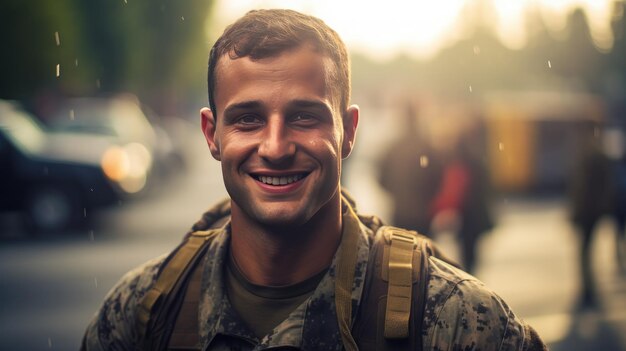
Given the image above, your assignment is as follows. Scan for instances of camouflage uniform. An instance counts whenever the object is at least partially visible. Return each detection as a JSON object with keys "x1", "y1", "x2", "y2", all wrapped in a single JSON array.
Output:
[{"x1": 82, "y1": 199, "x2": 542, "y2": 350}]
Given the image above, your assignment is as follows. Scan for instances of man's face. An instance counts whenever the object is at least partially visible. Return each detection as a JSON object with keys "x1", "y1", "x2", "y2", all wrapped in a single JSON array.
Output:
[{"x1": 201, "y1": 46, "x2": 358, "y2": 227}]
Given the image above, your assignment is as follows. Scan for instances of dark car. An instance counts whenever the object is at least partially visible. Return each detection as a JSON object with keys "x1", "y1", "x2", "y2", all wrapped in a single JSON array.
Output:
[{"x1": 0, "y1": 100, "x2": 147, "y2": 232}]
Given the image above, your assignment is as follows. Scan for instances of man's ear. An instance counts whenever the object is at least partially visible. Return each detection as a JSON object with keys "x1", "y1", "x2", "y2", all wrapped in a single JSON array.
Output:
[
  {"x1": 200, "y1": 107, "x2": 221, "y2": 161},
  {"x1": 341, "y1": 105, "x2": 359, "y2": 159}
]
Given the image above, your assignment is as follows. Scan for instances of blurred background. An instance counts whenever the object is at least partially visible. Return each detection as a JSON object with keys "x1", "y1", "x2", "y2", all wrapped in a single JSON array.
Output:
[{"x1": 1, "y1": 0, "x2": 625, "y2": 349}]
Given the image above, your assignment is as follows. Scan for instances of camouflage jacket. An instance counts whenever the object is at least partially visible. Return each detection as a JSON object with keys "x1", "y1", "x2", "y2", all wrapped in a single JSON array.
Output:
[{"x1": 82, "y1": 199, "x2": 545, "y2": 351}]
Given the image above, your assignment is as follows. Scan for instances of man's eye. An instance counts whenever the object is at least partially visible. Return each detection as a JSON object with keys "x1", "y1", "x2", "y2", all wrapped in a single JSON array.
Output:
[
  {"x1": 238, "y1": 115, "x2": 262, "y2": 125},
  {"x1": 292, "y1": 114, "x2": 317, "y2": 124}
]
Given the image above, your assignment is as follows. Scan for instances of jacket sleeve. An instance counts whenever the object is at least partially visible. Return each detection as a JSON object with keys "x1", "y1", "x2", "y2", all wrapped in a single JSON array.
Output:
[
  {"x1": 81, "y1": 257, "x2": 163, "y2": 351},
  {"x1": 423, "y1": 260, "x2": 548, "y2": 351}
]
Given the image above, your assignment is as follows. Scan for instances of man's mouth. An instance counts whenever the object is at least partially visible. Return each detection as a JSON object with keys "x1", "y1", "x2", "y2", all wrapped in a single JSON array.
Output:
[{"x1": 253, "y1": 173, "x2": 308, "y2": 186}]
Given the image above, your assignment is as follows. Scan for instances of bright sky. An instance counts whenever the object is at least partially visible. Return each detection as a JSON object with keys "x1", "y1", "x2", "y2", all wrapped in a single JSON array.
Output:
[{"x1": 210, "y1": 0, "x2": 616, "y2": 60}]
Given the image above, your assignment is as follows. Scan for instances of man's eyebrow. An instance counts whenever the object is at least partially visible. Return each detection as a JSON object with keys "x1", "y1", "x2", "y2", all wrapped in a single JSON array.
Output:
[
  {"x1": 223, "y1": 100, "x2": 263, "y2": 115},
  {"x1": 223, "y1": 99, "x2": 333, "y2": 115},
  {"x1": 288, "y1": 99, "x2": 332, "y2": 112}
]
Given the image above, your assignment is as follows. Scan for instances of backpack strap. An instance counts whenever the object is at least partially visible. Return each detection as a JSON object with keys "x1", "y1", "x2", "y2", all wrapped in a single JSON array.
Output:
[
  {"x1": 334, "y1": 199, "x2": 362, "y2": 351},
  {"x1": 352, "y1": 225, "x2": 434, "y2": 351},
  {"x1": 167, "y1": 244, "x2": 207, "y2": 350},
  {"x1": 137, "y1": 229, "x2": 219, "y2": 350}
]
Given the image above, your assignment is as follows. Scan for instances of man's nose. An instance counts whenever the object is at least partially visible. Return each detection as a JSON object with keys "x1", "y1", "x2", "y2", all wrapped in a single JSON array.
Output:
[{"x1": 258, "y1": 117, "x2": 296, "y2": 164}]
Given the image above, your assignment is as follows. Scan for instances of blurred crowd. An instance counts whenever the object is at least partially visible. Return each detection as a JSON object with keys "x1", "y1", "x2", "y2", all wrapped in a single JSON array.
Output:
[
  {"x1": 375, "y1": 98, "x2": 626, "y2": 311},
  {"x1": 377, "y1": 101, "x2": 492, "y2": 274}
]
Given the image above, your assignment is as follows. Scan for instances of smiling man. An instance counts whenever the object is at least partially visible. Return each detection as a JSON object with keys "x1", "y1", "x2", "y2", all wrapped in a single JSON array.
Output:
[
  {"x1": 82, "y1": 9, "x2": 547, "y2": 351},
  {"x1": 200, "y1": 37, "x2": 358, "y2": 288}
]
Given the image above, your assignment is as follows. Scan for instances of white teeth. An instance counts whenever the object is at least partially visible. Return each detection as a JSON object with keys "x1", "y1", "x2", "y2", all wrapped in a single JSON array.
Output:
[{"x1": 258, "y1": 174, "x2": 304, "y2": 185}]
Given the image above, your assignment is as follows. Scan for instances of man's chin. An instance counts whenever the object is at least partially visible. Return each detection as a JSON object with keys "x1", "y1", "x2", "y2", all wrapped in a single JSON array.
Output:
[{"x1": 251, "y1": 208, "x2": 310, "y2": 229}]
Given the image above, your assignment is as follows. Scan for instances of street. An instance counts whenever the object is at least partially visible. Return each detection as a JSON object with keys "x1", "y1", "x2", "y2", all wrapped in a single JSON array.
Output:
[{"x1": 1, "y1": 130, "x2": 625, "y2": 350}]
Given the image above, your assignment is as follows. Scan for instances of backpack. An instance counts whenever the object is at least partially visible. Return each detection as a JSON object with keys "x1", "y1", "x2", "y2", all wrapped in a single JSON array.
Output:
[{"x1": 136, "y1": 194, "x2": 454, "y2": 351}]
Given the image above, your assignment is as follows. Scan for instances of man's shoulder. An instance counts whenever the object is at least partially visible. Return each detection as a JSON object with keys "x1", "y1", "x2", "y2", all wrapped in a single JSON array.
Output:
[
  {"x1": 108, "y1": 253, "x2": 167, "y2": 301},
  {"x1": 423, "y1": 257, "x2": 530, "y2": 350},
  {"x1": 96, "y1": 253, "x2": 167, "y2": 315},
  {"x1": 83, "y1": 227, "x2": 230, "y2": 350},
  {"x1": 427, "y1": 255, "x2": 476, "y2": 287},
  {"x1": 82, "y1": 254, "x2": 168, "y2": 350}
]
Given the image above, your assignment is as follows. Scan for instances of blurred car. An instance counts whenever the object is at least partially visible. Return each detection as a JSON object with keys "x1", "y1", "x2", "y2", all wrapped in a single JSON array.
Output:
[
  {"x1": 48, "y1": 95, "x2": 185, "y2": 184},
  {"x1": 0, "y1": 100, "x2": 150, "y2": 232}
]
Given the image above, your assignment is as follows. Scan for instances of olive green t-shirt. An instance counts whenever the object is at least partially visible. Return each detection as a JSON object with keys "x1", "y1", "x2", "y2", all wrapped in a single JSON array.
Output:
[{"x1": 225, "y1": 252, "x2": 327, "y2": 339}]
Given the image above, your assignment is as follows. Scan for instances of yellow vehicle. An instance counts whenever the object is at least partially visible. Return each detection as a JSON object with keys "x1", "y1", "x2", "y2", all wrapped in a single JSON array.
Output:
[{"x1": 482, "y1": 91, "x2": 606, "y2": 193}]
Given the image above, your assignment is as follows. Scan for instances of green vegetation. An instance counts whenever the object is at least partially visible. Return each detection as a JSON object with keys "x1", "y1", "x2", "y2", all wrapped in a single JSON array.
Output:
[{"x1": 0, "y1": 0, "x2": 214, "y2": 115}]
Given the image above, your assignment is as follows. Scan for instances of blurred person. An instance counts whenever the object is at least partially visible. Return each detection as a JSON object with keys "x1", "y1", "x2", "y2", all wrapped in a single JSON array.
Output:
[
  {"x1": 615, "y1": 165, "x2": 626, "y2": 275},
  {"x1": 430, "y1": 127, "x2": 494, "y2": 274},
  {"x1": 603, "y1": 128, "x2": 626, "y2": 275},
  {"x1": 569, "y1": 122, "x2": 618, "y2": 308},
  {"x1": 81, "y1": 9, "x2": 546, "y2": 351},
  {"x1": 378, "y1": 102, "x2": 442, "y2": 236}
]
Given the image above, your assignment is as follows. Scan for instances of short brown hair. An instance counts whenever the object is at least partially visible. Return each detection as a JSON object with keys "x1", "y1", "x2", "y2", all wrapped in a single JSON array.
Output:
[{"x1": 207, "y1": 9, "x2": 351, "y2": 116}]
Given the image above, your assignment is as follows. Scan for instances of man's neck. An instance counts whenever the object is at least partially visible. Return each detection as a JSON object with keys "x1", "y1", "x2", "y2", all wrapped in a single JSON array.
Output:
[{"x1": 229, "y1": 193, "x2": 343, "y2": 287}]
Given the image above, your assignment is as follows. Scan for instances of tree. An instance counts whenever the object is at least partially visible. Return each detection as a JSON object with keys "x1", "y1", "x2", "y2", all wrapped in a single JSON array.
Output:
[
  {"x1": 0, "y1": 0, "x2": 96, "y2": 100},
  {"x1": 0, "y1": 0, "x2": 215, "y2": 116}
]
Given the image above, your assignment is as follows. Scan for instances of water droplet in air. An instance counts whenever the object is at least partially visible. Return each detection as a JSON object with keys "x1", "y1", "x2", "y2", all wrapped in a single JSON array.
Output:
[
  {"x1": 69, "y1": 109, "x2": 74, "y2": 120},
  {"x1": 548, "y1": 60, "x2": 552, "y2": 68},
  {"x1": 54, "y1": 32, "x2": 60, "y2": 46},
  {"x1": 56, "y1": 64, "x2": 60, "y2": 77},
  {"x1": 84, "y1": 208, "x2": 87, "y2": 218},
  {"x1": 469, "y1": 85, "x2": 473, "y2": 93},
  {"x1": 48, "y1": 337, "x2": 52, "y2": 348},
  {"x1": 89, "y1": 230, "x2": 95, "y2": 241},
  {"x1": 94, "y1": 277, "x2": 98, "y2": 288},
  {"x1": 473, "y1": 45, "x2": 480, "y2": 55},
  {"x1": 419, "y1": 155, "x2": 429, "y2": 168},
  {"x1": 96, "y1": 79, "x2": 101, "y2": 89},
  {"x1": 498, "y1": 142, "x2": 504, "y2": 151},
  {"x1": 75, "y1": 59, "x2": 79, "y2": 67},
  {"x1": 181, "y1": 16, "x2": 185, "y2": 21}
]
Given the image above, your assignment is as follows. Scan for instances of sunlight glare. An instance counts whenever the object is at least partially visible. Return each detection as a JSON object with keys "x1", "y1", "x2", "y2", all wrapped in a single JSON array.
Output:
[{"x1": 212, "y1": 0, "x2": 616, "y2": 59}]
